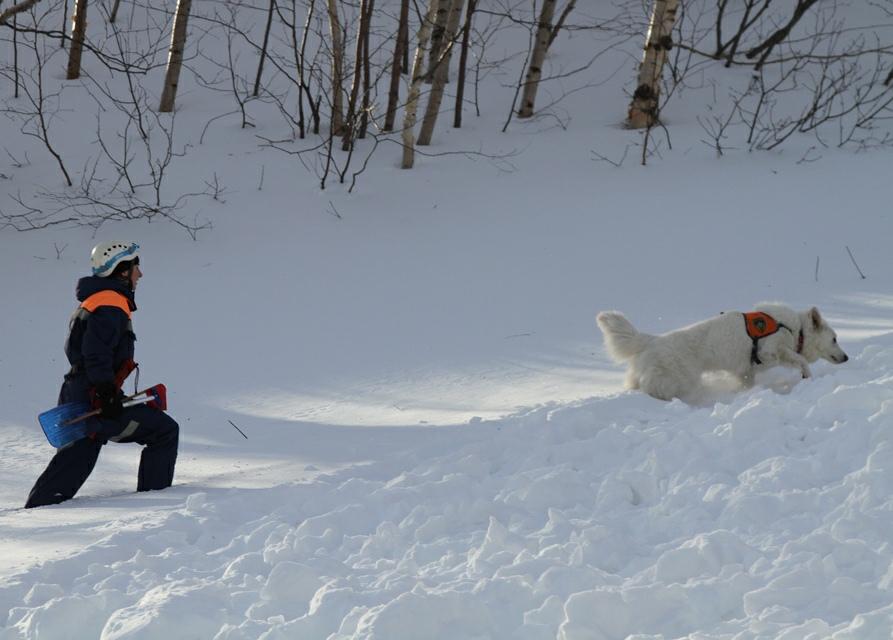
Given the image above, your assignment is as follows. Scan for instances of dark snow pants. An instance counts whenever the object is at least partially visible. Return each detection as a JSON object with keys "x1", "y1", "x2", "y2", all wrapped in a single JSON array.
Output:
[{"x1": 25, "y1": 405, "x2": 179, "y2": 508}]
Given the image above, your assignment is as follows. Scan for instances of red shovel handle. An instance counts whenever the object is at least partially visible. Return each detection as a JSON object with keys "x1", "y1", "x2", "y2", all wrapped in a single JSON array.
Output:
[{"x1": 147, "y1": 384, "x2": 167, "y2": 411}]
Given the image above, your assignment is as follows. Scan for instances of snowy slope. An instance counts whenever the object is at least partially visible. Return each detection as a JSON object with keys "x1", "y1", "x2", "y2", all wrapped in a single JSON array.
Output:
[
  {"x1": 2, "y1": 145, "x2": 892, "y2": 638},
  {"x1": 3, "y1": 0, "x2": 893, "y2": 637},
  {"x1": 2, "y1": 334, "x2": 893, "y2": 639}
]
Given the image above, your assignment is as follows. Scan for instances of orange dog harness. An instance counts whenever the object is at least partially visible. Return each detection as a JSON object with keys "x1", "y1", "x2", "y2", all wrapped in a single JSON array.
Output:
[
  {"x1": 743, "y1": 312, "x2": 779, "y2": 341},
  {"x1": 742, "y1": 311, "x2": 801, "y2": 364}
]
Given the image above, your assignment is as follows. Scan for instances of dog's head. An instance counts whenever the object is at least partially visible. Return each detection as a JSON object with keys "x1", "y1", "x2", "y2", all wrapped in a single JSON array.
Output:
[{"x1": 803, "y1": 307, "x2": 848, "y2": 365}]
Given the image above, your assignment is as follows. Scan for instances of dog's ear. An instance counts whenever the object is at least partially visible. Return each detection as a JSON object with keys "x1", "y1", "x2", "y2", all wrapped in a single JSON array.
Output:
[{"x1": 809, "y1": 307, "x2": 823, "y2": 329}]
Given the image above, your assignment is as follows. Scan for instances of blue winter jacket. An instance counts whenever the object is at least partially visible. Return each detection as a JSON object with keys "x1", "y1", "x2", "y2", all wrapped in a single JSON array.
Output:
[{"x1": 59, "y1": 276, "x2": 137, "y2": 405}]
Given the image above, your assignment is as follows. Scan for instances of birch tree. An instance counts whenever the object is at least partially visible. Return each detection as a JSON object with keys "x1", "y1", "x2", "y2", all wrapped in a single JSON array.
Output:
[
  {"x1": 627, "y1": 0, "x2": 680, "y2": 129},
  {"x1": 401, "y1": 0, "x2": 438, "y2": 169},
  {"x1": 325, "y1": 0, "x2": 345, "y2": 134},
  {"x1": 417, "y1": 0, "x2": 463, "y2": 145},
  {"x1": 159, "y1": 0, "x2": 193, "y2": 112},
  {"x1": 66, "y1": 0, "x2": 87, "y2": 79},
  {"x1": 517, "y1": 0, "x2": 557, "y2": 118}
]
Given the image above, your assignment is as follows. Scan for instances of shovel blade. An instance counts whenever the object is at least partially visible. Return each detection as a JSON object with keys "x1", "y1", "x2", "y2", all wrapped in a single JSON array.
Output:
[{"x1": 38, "y1": 402, "x2": 93, "y2": 448}]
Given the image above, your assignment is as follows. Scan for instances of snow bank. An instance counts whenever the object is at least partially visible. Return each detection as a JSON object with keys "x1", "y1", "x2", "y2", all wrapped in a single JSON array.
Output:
[{"x1": 2, "y1": 335, "x2": 893, "y2": 639}]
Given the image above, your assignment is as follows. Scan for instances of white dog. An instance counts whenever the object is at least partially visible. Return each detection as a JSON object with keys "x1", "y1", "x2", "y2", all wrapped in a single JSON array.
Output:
[{"x1": 596, "y1": 304, "x2": 848, "y2": 401}]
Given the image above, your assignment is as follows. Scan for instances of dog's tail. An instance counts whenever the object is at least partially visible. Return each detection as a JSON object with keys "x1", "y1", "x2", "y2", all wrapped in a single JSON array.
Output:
[{"x1": 596, "y1": 311, "x2": 652, "y2": 362}]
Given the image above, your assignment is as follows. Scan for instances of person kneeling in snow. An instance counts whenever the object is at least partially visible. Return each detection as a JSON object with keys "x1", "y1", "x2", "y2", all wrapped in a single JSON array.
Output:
[{"x1": 25, "y1": 241, "x2": 179, "y2": 508}]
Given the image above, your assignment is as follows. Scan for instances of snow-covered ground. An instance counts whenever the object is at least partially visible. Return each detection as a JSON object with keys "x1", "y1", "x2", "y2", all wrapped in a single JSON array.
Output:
[
  {"x1": 6, "y1": 339, "x2": 893, "y2": 640},
  {"x1": 2, "y1": 0, "x2": 893, "y2": 637}
]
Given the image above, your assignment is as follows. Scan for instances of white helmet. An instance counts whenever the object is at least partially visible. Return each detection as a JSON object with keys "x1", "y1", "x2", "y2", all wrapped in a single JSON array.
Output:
[{"x1": 91, "y1": 241, "x2": 140, "y2": 277}]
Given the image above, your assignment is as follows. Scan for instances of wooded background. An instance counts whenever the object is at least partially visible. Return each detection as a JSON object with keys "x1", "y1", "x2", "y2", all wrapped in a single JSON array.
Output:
[{"x1": 2, "y1": 0, "x2": 892, "y2": 232}]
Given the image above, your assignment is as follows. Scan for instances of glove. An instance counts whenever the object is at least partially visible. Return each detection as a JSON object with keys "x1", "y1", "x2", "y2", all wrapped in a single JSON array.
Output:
[{"x1": 93, "y1": 381, "x2": 124, "y2": 419}]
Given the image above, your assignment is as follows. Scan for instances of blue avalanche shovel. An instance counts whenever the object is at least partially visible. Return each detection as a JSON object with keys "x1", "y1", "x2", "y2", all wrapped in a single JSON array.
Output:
[{"x1": 38, "y1": 384, "x2": 167, "y2": 448}]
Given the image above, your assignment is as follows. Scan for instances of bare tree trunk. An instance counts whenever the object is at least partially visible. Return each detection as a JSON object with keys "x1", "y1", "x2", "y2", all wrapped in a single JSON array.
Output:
[
  {"x1": 384, "y1": 0, "x2": 410, "y2": 132},
  {"x1": 358, "y1": 0, "x2": 374, "y2": 139},
  {"x1": 280, "y1": 0, "x2": 308, "y2": 137},
  {"x1": 61, "y1": 0, "x2": 68, "y2": 47},
  {"x1": 401, "y1": 11, "x2": 409, "y2": 72},
  {"x1": 342, "y1": 0, "x2": 372, "y2": 150},
  {"x1": 326, "y1": 0, "x2": 345, "y2": 134},
  {"x1": 12, "y1": 13, "x2": 20, "y2": 97},
  {"x1": 627, "y1": 0, "x2": 680, "y2": 129},
  {"x1": 66, "y1": 0, "x2": 88, "y2": 79},
  {"x1": 417, "y1": 0, "x2": 463, "y2": 145},
  {"x1": 253, "y1": 0, "x2": 277, "y2": 97},
  {"x1": 109, "y1": 0, "x2": 122, "y2": 23},
  {"x1": 296, "y1": 0, "x2": 320, "y2": 136},
  {"x1": 517, "y1": 0, "x2": 557, "y2": 118},
  {"x1": 159, "y1": 0, "x2": 193, "y2": 112},
  {"x1": 546, "y1": 0, "x2": 575, "y2": 49},
  {"x1": 401, "y1": 0, "x2": 438, "y2": 169},
  {"x1": 715, "y1": 0, "x2": 727, "y2": 56},
  {"x1": 453, "y1": 0, "x2": 476, "y2": 128},
  {"x1": 0, "y1": 0, "x2": 41, "y2": 26}
]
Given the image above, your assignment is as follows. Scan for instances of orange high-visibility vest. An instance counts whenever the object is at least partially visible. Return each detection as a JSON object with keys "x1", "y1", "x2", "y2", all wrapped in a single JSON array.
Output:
[
  {"x1": 79, "y1": 290, "x2": 132, "y2": 318},
  {"x1": 74, "y1": 290, "x2": 137, "y2": 388}
]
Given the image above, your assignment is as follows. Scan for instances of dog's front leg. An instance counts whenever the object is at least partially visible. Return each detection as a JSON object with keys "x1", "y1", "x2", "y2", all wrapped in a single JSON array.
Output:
[{"x1": 779, "y1": 346, "x2": 812, "y2": 379}]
